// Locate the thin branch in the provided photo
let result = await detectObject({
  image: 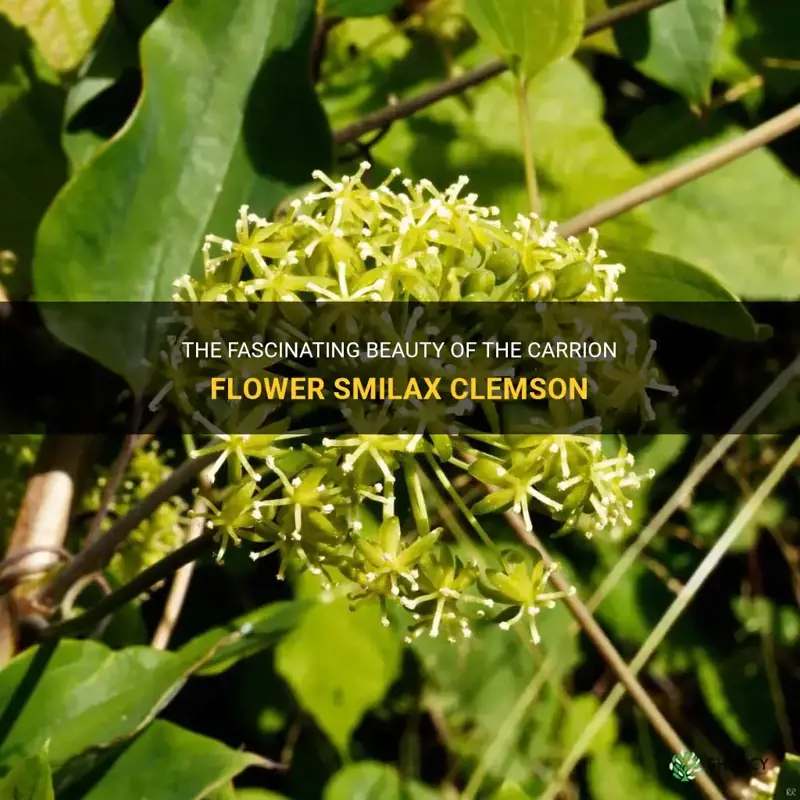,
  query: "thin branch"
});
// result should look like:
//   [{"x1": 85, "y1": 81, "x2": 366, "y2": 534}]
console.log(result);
[
  {"x1": 516, "y1": 76, "x2": 540, "y2": 215},
  {"x1": 333, "y1": 0, "x2": 679, "y2": 146},
  {"x1": 151, "y1": 476, "x2": 211, "y2": 650},
  {"x1": 558, "y1": 102, "x2": 800, "y2": 237},
  {"x1": 37, "y1": 451, "x2": 217, "y2": 609},
  {"x1": 542, "y1": 436, "x2": 800, "y2": 800},
  {"x1": 37, "y1": 528, "x2": 217, "y2": 640},
  {"x1": 85, "y1": 405, "x2": 143, "y2": 546}
]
